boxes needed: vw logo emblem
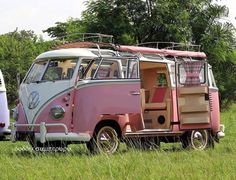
[28,91,40,109]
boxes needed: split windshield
[24,58,78,83]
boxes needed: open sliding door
[176,61,211,130]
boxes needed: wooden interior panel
[140,61,172,130]
[179,86,208,95]
[178,86,210,125]
[143,110,170,129]
[180,104,209,113]
[145,102,167,110]
[181,115,210,124]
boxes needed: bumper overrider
[0,128,11,136]
[217,124,225,139]
[11,122,91,143]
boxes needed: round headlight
[50,105,65,120]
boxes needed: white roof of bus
[35,48,111,60]
[35,47,176,65]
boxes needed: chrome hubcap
[97,126,118,154]
[191,130,208,150]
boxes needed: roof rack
[58,33,114,43]
[116,45,207,58]
[52,41,116,50]
[137,42,201,52]
[52,33,116,51]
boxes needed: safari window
[24,61,47,83]
[42,59,77,81]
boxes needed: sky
[0,0,235,40]
[0,0,86,39]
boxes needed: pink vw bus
[11,41,225,153]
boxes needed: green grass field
[1,105,235,180]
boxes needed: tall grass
[0,105,235,179]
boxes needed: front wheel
[87,126,119,154]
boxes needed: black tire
[87,126,119,154]
[180,132,190,149]
[207,132,215,148]
[181,130,213,150]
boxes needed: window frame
[80,57,140,80]
[177,61,207,86]
[24,58,79,84]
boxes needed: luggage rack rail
[137,42,201,52]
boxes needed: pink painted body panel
[33,91,75,133]
[209,89,220,134]
[171,89,180,132]
[73,81,142,135]
[180,124,211,130]
[16,103,28,131]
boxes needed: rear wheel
[181,130,213,150]
[87,126,119,154]
[190,130,208,150]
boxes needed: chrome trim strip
[35,132,91,142]
[76,79,140,89]
[13,122,68,134]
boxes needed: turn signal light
[0,122,5,128]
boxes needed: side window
[94,60,121,79]
[209,68,217,87]
[42,59,77,81]
[170,64,176,85]
[178,61,206,86]
[82,58,139,80]
[78,59,96,79]
[127,60,139,79]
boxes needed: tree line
[0,0,235,108]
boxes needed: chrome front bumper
[0,128,11,136]
[11,122,91,143]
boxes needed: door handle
[130,91,140,95]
